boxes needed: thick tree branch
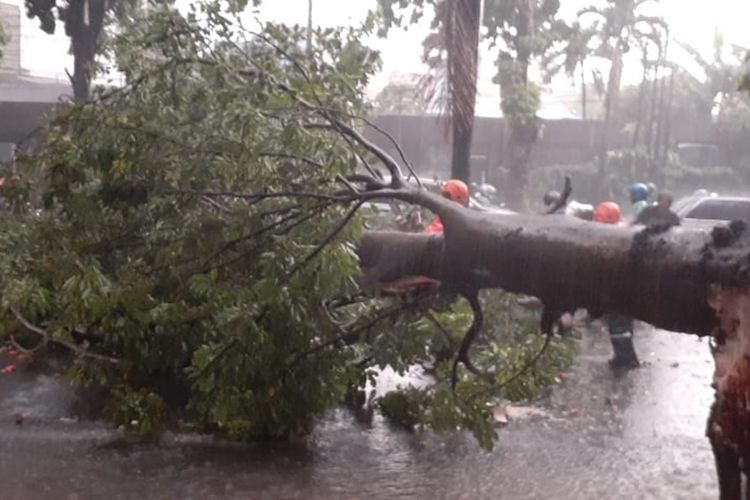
[451,292,486,388]
[358,215,745,336]
[286,200,365,278]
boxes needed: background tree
[483,0,563,208]
[1,2,569,446]
[372,82,428,115]
[5,2,750,488]
[577,0,664,189]
[25,0,111,100]
[377,0,481,184]
[544,21,596,121]
[679,33,750,132]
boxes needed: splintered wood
[708,287,750,474]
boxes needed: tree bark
[660,67,676,167]
[360,210,721,335]
[632,57,648,149]
[580,60,587,121]
[505,119,538,209]
[597,47,623,192]
[65,0,106,101]
[447,0,481,184]
[357,196,750,497]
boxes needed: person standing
[593,201,641,369]
[424,179,470,234]
[625,183,650,223]
[634,191,680,227]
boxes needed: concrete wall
[365,114,750,180]
[365,115,619,180]
[0,2,21,74]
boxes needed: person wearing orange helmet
[593,201,621,224]
[593,201,640,369]
[424,179,469,234]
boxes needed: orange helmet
[441,179,470,205]
[593,202,621,224]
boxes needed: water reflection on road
[0,326,717,499]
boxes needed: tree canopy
[0,2,570,446]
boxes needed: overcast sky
[7,0,750,116]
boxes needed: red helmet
[593,202,621,224]
[441,179,470,205]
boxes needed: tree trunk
[580,61,587,121]
[358,202,750,497]
[360,213,719,334]
[65,0,106,102]
[447,0,481,184]
[645,52,661,158]
[652,36,670,180]
[505,118,538,209]
[660,67,676,167]
[632,58,648,149]
[597,48,623,192]
[501,1,536,209]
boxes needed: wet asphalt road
[0,324,717,499]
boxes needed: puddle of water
[0,326,718,499]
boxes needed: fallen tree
[2,4,748,497]
[355,177,750,500]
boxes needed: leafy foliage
[375,290,576,450]
[372,82,428,116]
[1,3,380,440]
[1,1,575,448]
[677,35,750,130]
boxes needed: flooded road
[0,325,717,499]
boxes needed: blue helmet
[626,183,649,202]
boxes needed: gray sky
[8,0,750,116]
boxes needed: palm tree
[544,22,596,121]
[445,0,482,184]
[378,0,482,184]
[577,0,665,190]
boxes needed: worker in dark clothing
[593,201,640,369]
[634,191,680,227]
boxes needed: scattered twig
[488,331,553,393]
[285,200,365,278]
[163,188,349,203]
[289,292,434,369]
[336,174,360,194]
[10,308,119,364]
[425,312,457,348]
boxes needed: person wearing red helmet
[593,201,621,224]
[424,179,469,234]
[593,201,641,369]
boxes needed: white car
[674,195,750,223]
